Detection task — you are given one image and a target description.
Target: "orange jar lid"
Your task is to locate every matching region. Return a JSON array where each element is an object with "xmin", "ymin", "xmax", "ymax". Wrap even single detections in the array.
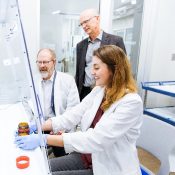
[{"xmin": 16, "ymin": 156, "xmax": 30, "ymax": 169}]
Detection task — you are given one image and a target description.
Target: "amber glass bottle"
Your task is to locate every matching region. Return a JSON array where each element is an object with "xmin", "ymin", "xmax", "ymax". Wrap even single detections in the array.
[{"xmin": 18, "ymin": 122, "xmax": 30, "ymax": 136}]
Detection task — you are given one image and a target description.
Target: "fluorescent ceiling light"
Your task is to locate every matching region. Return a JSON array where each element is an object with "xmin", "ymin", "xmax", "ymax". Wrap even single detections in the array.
[
  {"xmin": 52, "ymin": 10, "xmax": 79, "ymax": 16},
  {"xmin": 52, "ymin": 10, "xmax": 61, "ymax": 15},
  {"xmin": 131, "ymin": 0, "xmax": 136, "ymax": 4},
  {"xmin": 121, "ymin": 0, "xmax": 136, "ymax": 4}
]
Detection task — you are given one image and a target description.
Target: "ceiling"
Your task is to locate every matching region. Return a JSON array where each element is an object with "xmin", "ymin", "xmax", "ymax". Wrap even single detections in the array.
[{"xmin": 41, "ymin": 0, "xmax": 100, "ymax": 16}]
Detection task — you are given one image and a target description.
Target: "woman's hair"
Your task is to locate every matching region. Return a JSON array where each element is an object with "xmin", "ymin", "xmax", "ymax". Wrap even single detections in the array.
[{"xmin": 93, "ymin": 45, "xmax": 137, "ymax": 111}]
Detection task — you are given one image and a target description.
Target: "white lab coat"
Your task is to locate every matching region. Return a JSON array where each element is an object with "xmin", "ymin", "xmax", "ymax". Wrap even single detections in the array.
[
  {"xmin": 37, "ymin": 71, "xmax": 80, "ymax": 116},
  {"xmin": 51, "ymin": 86, "xmax": 143, "ymax": 175}
]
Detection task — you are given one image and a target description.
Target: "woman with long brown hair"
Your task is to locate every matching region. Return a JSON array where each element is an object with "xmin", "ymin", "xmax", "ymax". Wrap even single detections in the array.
[{"xmin": 15, "ymin": 45, "xmax": 143, "ymax": 175}]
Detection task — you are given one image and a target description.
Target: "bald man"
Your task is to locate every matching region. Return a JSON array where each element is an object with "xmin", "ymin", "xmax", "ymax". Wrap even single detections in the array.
[
  {"xmin": 36, "ymin": 48, "xmax": 80, "ymax": 157},
  {"xmin": 75, "ymin": 8, "xmax": 126, "ymax": 100}
]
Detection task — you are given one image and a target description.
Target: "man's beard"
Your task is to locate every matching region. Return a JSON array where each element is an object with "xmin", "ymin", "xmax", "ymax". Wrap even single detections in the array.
[{"xmin": 40, "ymin": 71, "xmax": 49, "ymax": 79}]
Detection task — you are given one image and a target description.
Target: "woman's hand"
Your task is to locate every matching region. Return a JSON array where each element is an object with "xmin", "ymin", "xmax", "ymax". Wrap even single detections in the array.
[{"xmin": 14, "ymin": 134, "xmax": 47, "ymax": 150}]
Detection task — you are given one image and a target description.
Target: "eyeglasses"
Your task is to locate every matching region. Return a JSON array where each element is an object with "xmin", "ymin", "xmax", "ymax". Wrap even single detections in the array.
[
  {"xmin": 36, "ymin": 60, "xmax": 53, "ymax": 65},
  {"xmin": 79, "ymin": 16, "xmax": 97, "ymax": 27}
]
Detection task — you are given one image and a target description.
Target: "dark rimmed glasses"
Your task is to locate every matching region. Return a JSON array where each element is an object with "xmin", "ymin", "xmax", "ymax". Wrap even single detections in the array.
[
  {"xmin": 79, "ymin": 16, "xmax": 97, "ymax": 27},
  {"xmin": 36, "ymin": 60, "xmax": 53, "ymax": 66}
]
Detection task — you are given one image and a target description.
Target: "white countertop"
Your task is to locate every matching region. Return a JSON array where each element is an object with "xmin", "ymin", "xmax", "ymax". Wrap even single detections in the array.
[{"xmin": 0, "ymin": 102, "xmax": 50, "ymax": 175}]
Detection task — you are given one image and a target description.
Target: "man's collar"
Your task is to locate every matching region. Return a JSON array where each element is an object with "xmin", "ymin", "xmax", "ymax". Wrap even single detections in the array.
[
  {"xmin": 50, "ymin": 70, "xmax": 56, "ymax": 82},
  {"xmin": 88, "ymin": 30, "xmax": 103, "ymax": 42}
]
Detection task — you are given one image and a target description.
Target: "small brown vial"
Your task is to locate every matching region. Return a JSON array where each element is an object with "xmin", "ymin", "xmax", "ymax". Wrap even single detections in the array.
[{"xmin": 18, "ymin": 122, "xmax": 30, "ymax": 136}]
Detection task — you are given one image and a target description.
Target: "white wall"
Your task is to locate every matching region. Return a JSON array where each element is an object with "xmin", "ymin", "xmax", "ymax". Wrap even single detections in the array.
[
  {"xmin": 100, "ymin": 0, "xmax": 113, "ymax": 33},
  {"xmin": 137, "ymin": 0, "xmax": 175, "ymax": 106},
  {"xmin": 148, "ymin": 1, "xmax": 175, "ymax": 81},
  {"xmin": 138, "ymin": 0, "xmax": 175, "ymax": 84}
]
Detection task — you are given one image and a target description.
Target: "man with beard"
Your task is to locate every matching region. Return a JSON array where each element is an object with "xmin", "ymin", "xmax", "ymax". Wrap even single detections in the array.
[{"xmin": 36, "ymin": 48, "xmax": 80, "ymax": 157}]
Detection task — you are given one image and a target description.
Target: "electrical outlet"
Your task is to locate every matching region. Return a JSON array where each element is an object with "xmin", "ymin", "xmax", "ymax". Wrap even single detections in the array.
[
  {"xmin": 3, "ymin": 59, "xmax": 11, "ymax": 66},
  {"xmin": 171, "ymin": 53, "xmax": 175, "ymax": 61}
]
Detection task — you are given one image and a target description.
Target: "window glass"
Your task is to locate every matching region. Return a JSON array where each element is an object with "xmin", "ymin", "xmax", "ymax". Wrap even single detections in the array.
[
  {"xmin": 40, "ymin": 0, "xmax": 100, "ymax": 76},
  {"xmin": 112, "ymin": 0, "xmax": 144, "ymax": 78}
]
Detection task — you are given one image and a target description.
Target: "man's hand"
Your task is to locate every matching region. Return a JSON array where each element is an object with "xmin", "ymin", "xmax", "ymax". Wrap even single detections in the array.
[{"xmin": 29, "ymin": 123, "xmax": 37, "ymax": 134}]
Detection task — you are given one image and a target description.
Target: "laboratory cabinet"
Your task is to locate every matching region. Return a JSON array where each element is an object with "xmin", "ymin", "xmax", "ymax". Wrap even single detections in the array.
[
  {"xmin": 0, "ymin": 0, "xmax": 51, "ymax": 174},
  {"xmin": 142, "ymin": 81, "xmax": 175, "ymax": 126}
]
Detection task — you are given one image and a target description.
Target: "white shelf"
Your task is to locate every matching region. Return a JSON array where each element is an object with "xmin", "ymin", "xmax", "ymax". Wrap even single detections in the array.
[
  {"xmin": 142, "ymin": 81, "xmax": 175, "ymax": 97},
  {"xmin": 144, "ymin": 107, "xmax": 175, "ymax": 122},
  {"xmin": 142, "ymin": 81, "xmax": 175, "ymax": 126},
  {"xmin": 152, "ymin": 85, "xmax": 175, "ymax": 94}
]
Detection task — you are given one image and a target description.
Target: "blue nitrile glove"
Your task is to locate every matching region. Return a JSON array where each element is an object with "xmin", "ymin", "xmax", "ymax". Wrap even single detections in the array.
[
  {"xmin": 14, "ymin": 134, "xmax": 47, "ymax": 150},
  {"xmin": 29, "ymin": 123, "xmax": 37, "ymax": 134},
  {"xmin": 14, "ymin": 130, "xmax": 18, "ymax": 137}
]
